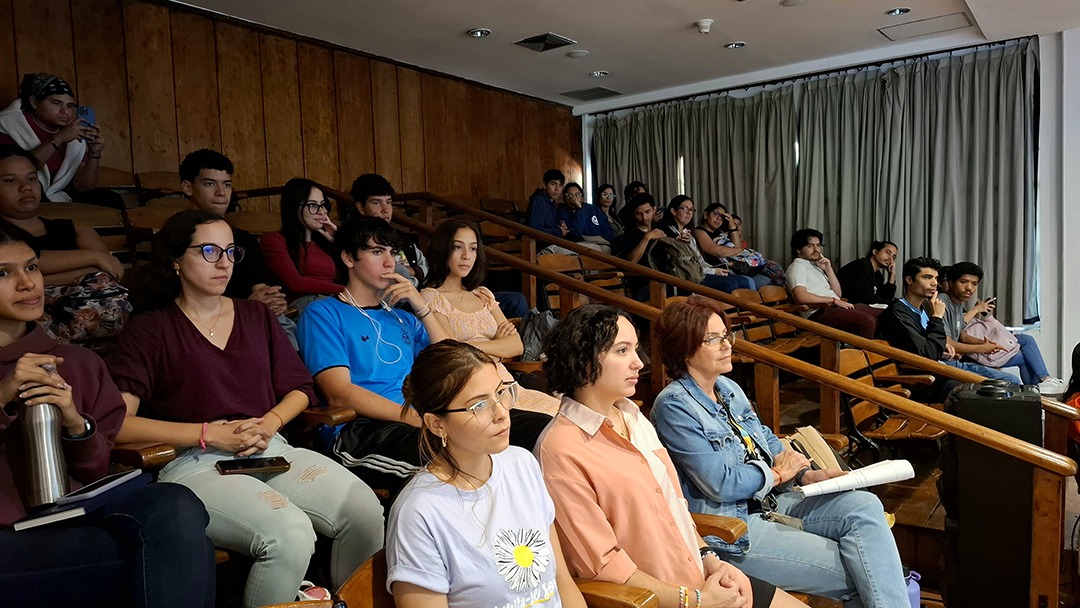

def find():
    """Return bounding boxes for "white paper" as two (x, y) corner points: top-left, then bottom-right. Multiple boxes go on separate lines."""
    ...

(798, 459), (914, 497)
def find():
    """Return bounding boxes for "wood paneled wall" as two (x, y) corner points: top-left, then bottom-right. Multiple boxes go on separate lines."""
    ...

(0, 0), (583, 210)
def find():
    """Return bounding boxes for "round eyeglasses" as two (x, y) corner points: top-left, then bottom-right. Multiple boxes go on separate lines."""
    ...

(188, 244), (245, 264)
(702, 332), (736, 348)
(303, 201), (332, 215)
(442, 382), (519, 425)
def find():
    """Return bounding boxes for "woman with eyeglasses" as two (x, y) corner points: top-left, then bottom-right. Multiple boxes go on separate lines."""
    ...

(109, 210), (384, 608)
(538, 304), (805, 608)
(596, 183), (623, 237)
(421, 219), (559, 415)
(260, 178), (343, 308)
(386, 340), (586, 608)
(651, 296), (907, 607)
(660, 195), (751, 293)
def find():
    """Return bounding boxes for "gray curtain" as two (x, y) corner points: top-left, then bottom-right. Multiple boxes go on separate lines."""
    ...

(591, 38), (1038, 323)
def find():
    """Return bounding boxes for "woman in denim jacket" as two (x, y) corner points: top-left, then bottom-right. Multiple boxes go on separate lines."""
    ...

(652, 296), (908, 608)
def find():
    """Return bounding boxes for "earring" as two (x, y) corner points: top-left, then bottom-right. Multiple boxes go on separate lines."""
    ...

(441, 435), (447, 448)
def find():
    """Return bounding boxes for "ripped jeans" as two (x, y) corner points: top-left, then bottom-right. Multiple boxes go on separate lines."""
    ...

(159, 434), (384, 608)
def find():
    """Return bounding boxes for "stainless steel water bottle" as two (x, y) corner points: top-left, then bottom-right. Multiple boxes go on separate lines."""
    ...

(19, 401), (70, 508)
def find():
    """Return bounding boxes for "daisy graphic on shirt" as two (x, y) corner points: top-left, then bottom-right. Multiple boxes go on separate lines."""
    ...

(493, 528), (551, 592)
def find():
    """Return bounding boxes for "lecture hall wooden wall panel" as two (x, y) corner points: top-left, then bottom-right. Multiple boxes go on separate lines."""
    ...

(1, 0), (582, 211)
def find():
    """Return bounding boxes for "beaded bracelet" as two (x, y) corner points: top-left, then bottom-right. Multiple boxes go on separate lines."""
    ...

(696, 588), (702, 608)
(678, 586), (686, 608)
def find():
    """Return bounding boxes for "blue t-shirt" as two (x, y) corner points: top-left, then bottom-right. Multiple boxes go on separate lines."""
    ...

(296, 296), (429, 405)
(387, 447), (561, 608)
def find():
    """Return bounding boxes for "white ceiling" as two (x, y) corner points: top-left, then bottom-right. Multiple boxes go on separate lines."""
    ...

(175, 0), (1080, 114)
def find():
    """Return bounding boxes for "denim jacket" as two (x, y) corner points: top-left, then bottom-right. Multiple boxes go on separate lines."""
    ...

(651, 375), (784, 554)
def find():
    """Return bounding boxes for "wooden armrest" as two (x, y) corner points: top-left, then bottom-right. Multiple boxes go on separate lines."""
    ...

(300, 406), (356, 427)
(575, 579), (659, 608)
(881, 385), (913, 398)
(691, 512), (748, 544)
(112, 442), (177, 470)
(876, 374), (934, 386)
(257, 601), (332, 608)
(503, 360), (543, 374)
(771, 303), (810, 313)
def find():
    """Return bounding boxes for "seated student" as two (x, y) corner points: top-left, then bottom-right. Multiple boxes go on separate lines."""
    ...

(876, 257), (971, 399)
(349, 173), (428, 285)
(939, 262), (1061, 391)
(0, 225), (215, 608)
(259, 177), (343, 309)
(526, 169), (576, 255)
(421, 219), (560, 415)
(660, 196), (746, 293)
(386, 341), (586, 608)
(652, 296), (908, 606)
(596, 183), (623, 237)
(617, 180), (649, 229)
(836, 241), (898, 306)
(693, 204), (784, 289)
(785, 228), (877, 340)
(611, 193), (670, 300)
(110, 210), (383, 608)
(178, 149), (287, 316)
(0, 73), (118, 208)
(536, 304), (806, 608)
(296, 217), (552, 495)
(557, 182), (612, 254)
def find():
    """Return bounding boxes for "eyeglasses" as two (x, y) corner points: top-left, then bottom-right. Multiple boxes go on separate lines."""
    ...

(676, 206), (695, 213)
(702, 332), (736, 348)
(565, 192), (584, 199)
(707, 210), (726, 218)
(443, 382), (519, 425)
(188, 244), (245, 263)
(303, 201), (332, 215)
(601, 192), (616, 199)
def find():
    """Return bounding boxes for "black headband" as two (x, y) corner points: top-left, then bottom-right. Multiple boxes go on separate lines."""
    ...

(27, 73), (73, 100)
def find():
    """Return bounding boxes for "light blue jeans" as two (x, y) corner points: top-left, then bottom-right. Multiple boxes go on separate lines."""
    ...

(946, 360), (1020, 384)
(159, 434), (385, 608)
(721, 490), (909, 608)
(1002, 333), (1050, 384)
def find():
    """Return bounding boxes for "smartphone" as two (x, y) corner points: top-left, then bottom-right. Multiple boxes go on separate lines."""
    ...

(77, 105), (96, 127)
(215, 456), (291, 475)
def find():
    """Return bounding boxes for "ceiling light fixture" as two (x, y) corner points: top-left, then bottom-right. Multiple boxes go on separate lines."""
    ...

(696, 19), (714, 34)
(725, 41), (747, 49)
(467, 28), (492, 38)
(590, 70), (610, 78)
(566, 50), (590, 58)
(885, 7), (911, 16)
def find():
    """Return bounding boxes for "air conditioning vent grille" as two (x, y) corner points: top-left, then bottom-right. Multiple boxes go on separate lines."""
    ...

(515, 32), (578, 52)
(560, 87), (622, 101)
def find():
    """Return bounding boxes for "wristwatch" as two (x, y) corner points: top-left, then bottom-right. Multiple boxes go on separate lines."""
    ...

(699, 546), (721, 560)
(63, 417), (93, 440)
(794, 467), (811, 486)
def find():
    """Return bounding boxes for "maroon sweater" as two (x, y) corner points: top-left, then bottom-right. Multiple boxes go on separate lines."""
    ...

(0, 325), (126, 526)
(108, 299), (316, 423)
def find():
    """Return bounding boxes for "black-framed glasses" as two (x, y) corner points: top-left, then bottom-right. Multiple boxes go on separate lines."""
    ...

(676, 206), (695, 213)
(188, 244), (245, 263)
(443, 382), (519, 425)
(303, 201), (332, 215)
(702, 332), (736, 348)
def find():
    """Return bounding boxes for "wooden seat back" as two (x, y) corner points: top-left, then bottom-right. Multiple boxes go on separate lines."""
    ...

(224, 210), (281, 236)
(38, 201), (131, 261)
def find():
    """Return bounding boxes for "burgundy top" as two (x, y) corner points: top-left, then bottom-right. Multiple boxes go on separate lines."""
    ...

(108, 299), (316, 423)
(0, 325), (126, 526)
(259, 231), (343, 298)
(0, 111), (68, 177)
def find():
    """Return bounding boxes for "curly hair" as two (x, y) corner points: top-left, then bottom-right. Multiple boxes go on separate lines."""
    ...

(422, 219), (487, 291)
(402, 340), (497, 478)
(541, 304), (634, 396)
(656, 296), (732, 379)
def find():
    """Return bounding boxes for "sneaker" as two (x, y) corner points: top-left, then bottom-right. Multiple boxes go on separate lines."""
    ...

(297, 581), (331, 601)
(1037, 377), (1067, 396)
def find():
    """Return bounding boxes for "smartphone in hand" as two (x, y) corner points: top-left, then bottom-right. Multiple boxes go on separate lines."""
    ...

(77, 106), (96, 127)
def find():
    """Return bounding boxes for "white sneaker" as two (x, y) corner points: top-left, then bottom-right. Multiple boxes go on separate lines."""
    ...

(297, 581), (331, 601)
(1037, 377), (1067, 396)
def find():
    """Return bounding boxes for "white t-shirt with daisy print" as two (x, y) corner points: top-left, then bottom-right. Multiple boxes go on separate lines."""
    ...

(387, 446), (562, 608)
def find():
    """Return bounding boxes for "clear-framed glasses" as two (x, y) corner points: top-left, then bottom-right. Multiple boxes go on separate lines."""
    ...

(702, 332), (736, 348)
(565, 191), (584, 199)
(601, 192), (616, 200)
(443, 382), (519, 424)
(303, 201), (332, 215)
(188, 244), (245, 264)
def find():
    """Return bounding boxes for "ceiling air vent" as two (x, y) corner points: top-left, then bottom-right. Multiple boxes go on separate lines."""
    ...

(560, 87), (622, 101)
(514, 32), (578, 52)
(878, 12), (971, 41)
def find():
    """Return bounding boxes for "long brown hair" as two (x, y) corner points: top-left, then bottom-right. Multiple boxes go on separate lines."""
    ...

(402, 340), (498, 481)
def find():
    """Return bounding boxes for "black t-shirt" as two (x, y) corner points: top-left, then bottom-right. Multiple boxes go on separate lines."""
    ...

(613, 225), (648, 260)
(29, 217), (78, 251)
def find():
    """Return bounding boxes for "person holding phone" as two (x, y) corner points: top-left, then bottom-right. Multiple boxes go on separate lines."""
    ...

(386, 340), (586, 608)
(0, 224), (216, 608)
(0, 73), (116, 206)
(108, 210), (384, 608)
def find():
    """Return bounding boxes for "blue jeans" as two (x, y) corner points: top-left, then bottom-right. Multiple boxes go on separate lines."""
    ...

(704, 273), (750, 293)
(1002, 333), (1050, 384)
(946, 360), (1020, 384)
(722, 490), (908, 608)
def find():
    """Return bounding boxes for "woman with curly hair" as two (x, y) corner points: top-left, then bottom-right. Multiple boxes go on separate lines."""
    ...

(536, 304), (805, 608)
(386, 340), (585, 607)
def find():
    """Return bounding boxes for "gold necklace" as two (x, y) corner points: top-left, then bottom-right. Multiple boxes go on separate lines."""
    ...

(177, 297), (225, 337)
(612, 408), (630, 440)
